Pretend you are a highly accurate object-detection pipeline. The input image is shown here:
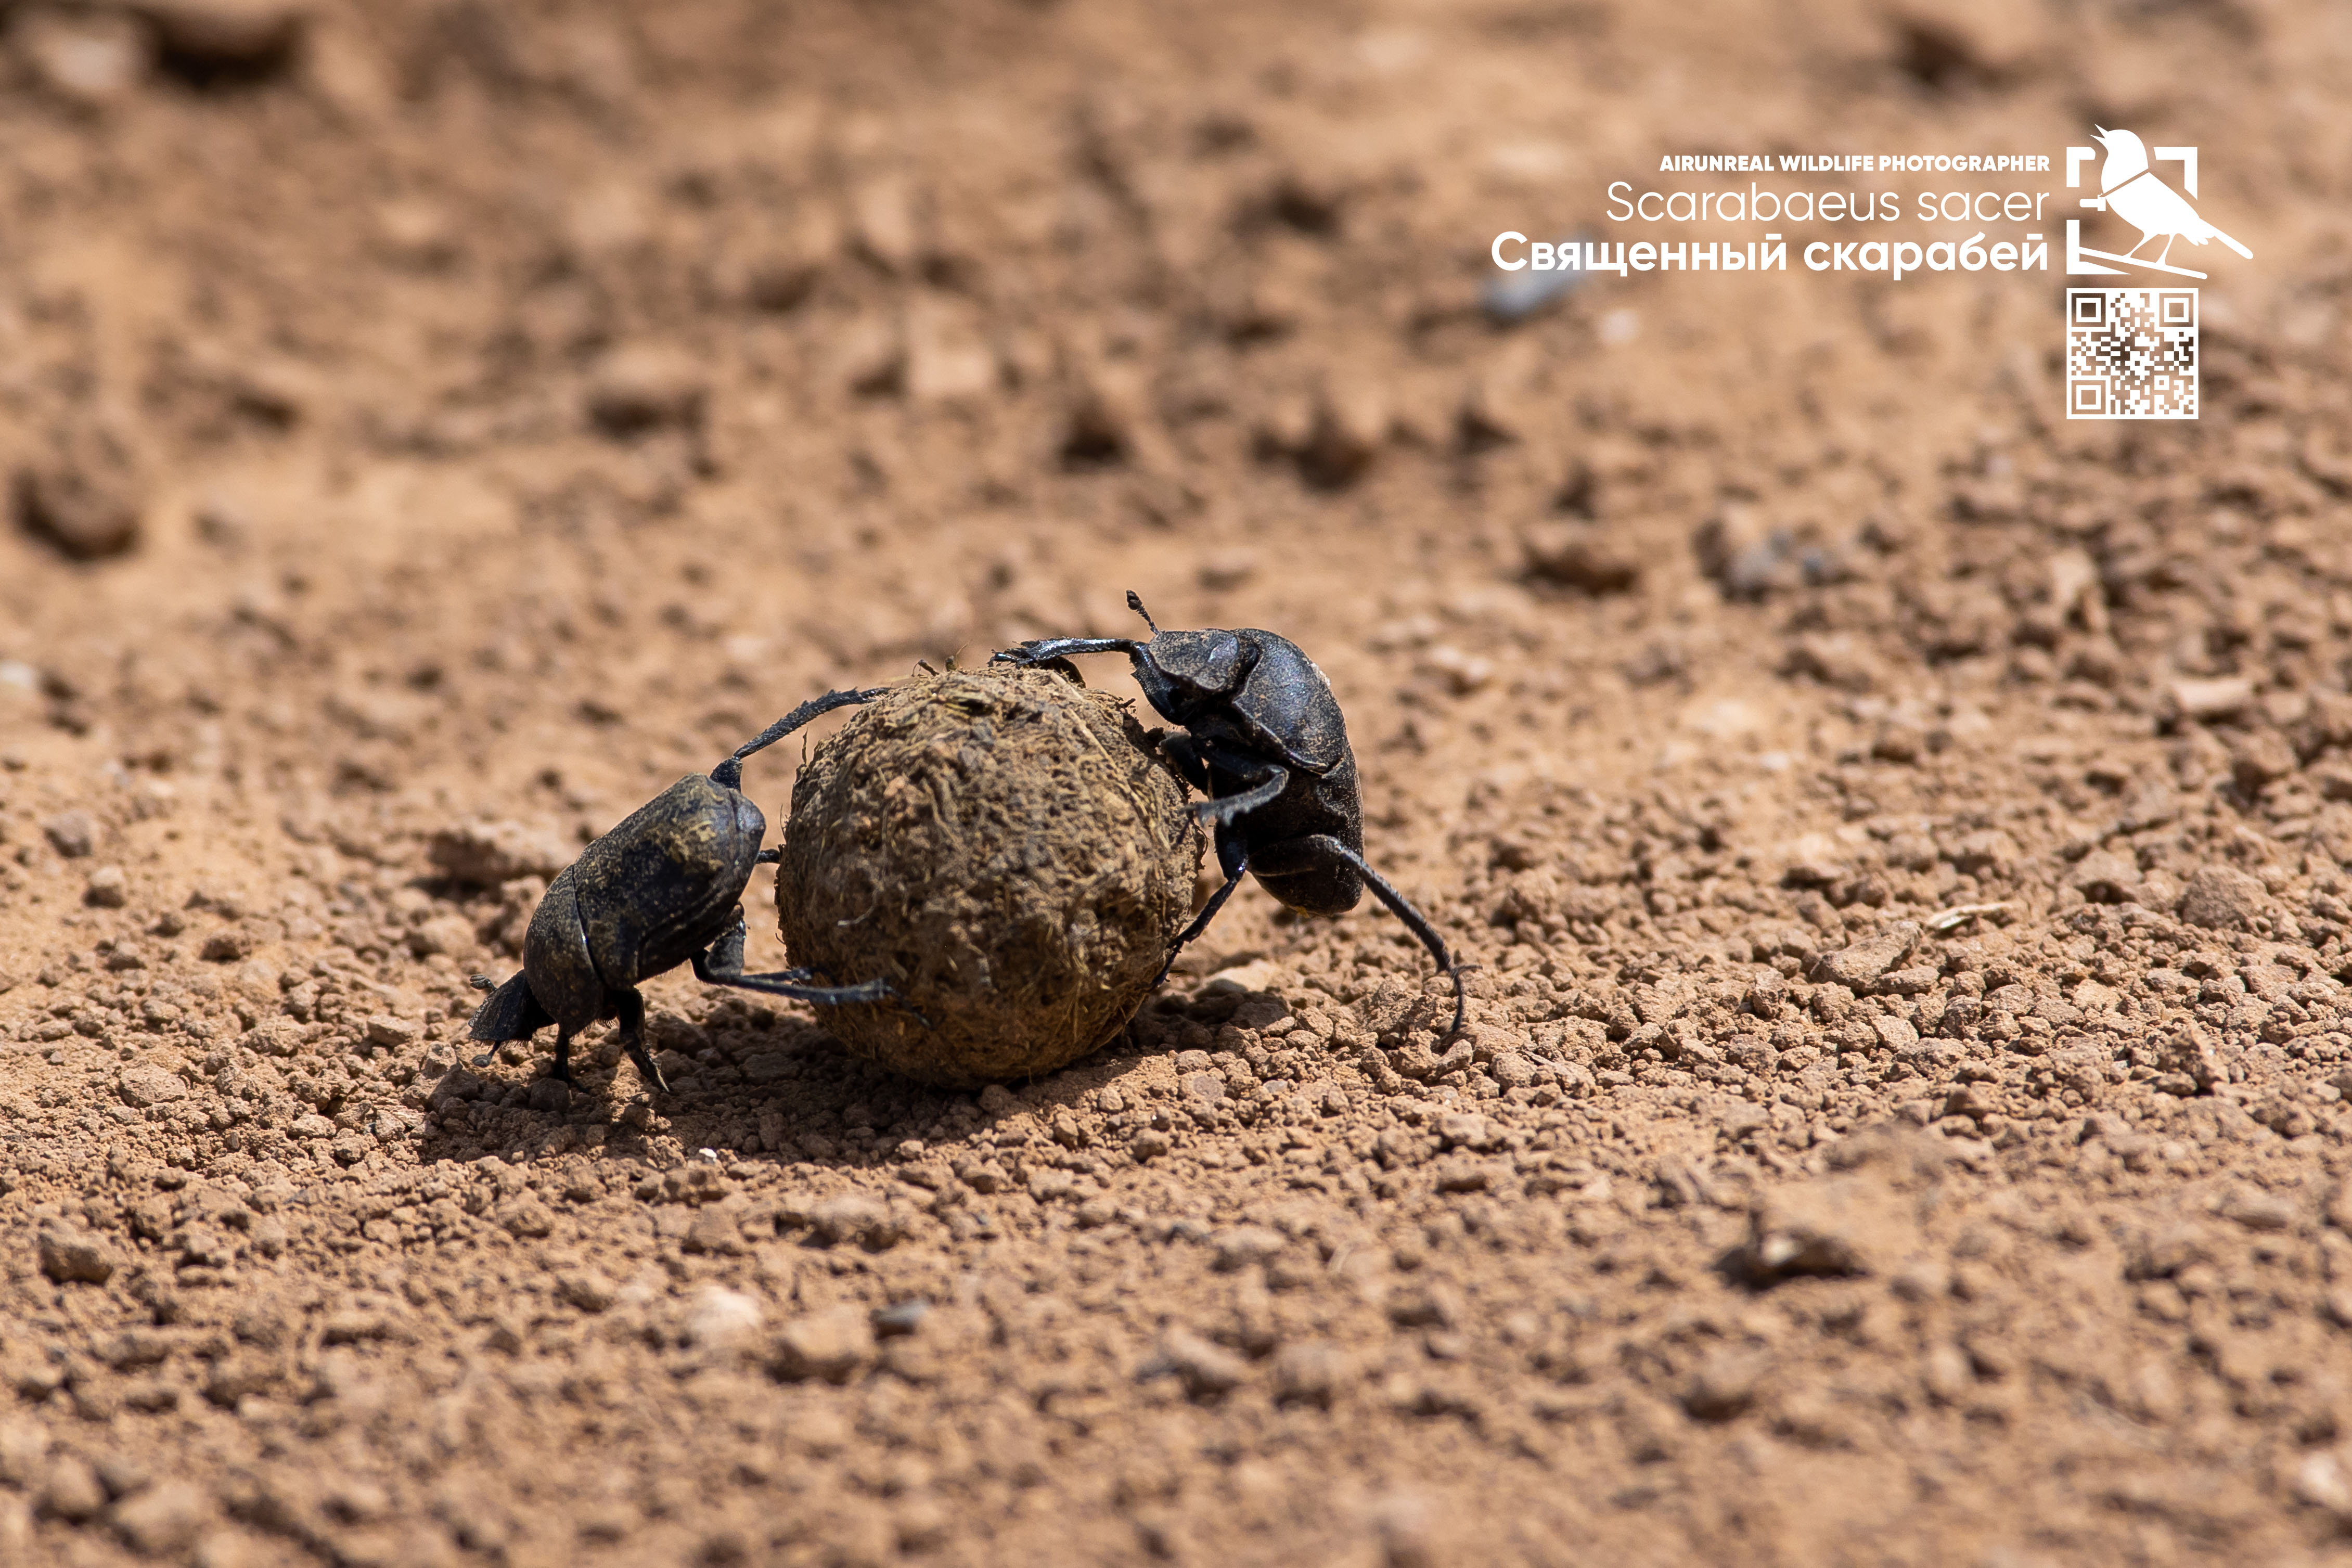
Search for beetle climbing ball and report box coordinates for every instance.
[775,665,1203,1086]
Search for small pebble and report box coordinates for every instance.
[44,811,97,859]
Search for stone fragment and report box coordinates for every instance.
[112,1480,210,1556]
[1947,830,2019,876]
[14,10,149,107]
[1153,1328,1246,1399]
[2218,1188,2297,1233]
[771,1307,875,1384]
[17,426,145,561]
[201,931,253,962]
[43,811,97,859]
[682,1287,764,1356]
[807,1192,899,1250]
[1742,1176,1918,1281]
[2167,676,2254,723]
[137,0,305,69]
[40,1455,107,1522]
[363,1015,420,1049]
[1210,1226,1286,1272]
[586,345,708,434]
[1871,1014,1920,1053]
[1271,1340,1352,1408]
[118,1064,188,1107]
[2071,850,2144,904]
[2177,866,2265,931]
[1681,1351,1767,1422]
[1809,922,1922,988]
[1522,522,1640,594]
[202,1354,282,1406]
[556,1271,618,1313]
[38,1227,121,1284]
[1179,1070,1227,1109]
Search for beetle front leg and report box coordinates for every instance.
[991,636,1145,667]
[1158,731,1213,796]
[1149,825,1250,993]
[1256,835,1469,1035]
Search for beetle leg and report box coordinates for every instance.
[549,1025,576,1084]
[1148,829,1251,992]
[695,947,907,1010]
[1158,731,1214,795]
[990,636,1145,667]
[692,910,917,1018]
[711,686,889,789]
[610,986,671,1094]
[1191,754,1289,826]
[1263,835,1468,1035]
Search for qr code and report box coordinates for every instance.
[2066,288,2196,420]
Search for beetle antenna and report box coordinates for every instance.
[1125,590,1160,637]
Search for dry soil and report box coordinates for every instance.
[4,1,2352,1565]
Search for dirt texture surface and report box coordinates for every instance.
[777,666,1200,1086]
[4,1,2352,1565]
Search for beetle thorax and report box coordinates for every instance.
[1139,629,1253,719]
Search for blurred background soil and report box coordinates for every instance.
[4,0,2352,1563]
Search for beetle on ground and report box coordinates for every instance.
[994,593,1467,1032]
[466,688,907,1095]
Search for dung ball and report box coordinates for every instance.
[777,665,1202,1086]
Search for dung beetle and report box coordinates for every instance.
[467,688,904,1093]
[994,593,1467,1033]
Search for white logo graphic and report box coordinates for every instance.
[2065,128,2252,280]
[2062,129,2247,420]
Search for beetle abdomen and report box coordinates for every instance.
[521,862,606,1030]
[1255,857,1364,917]
[577,774,764,987]
[1237,750,1365,916]
[467,970,555,1042]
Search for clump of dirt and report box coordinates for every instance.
[778,667,1202,1085]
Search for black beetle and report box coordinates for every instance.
[993,593,1467,1032]
[467,688,904,1093]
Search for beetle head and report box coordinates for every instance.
[1123,593,1254,715]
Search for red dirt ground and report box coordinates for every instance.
[5,1,2352,1563]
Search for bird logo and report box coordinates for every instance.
[2067,128,2252,279]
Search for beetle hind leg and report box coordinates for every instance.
[712,686,888,789]
[1265,835,1470,1035]
[693,910,923,1022]
[609,987,670,1094]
